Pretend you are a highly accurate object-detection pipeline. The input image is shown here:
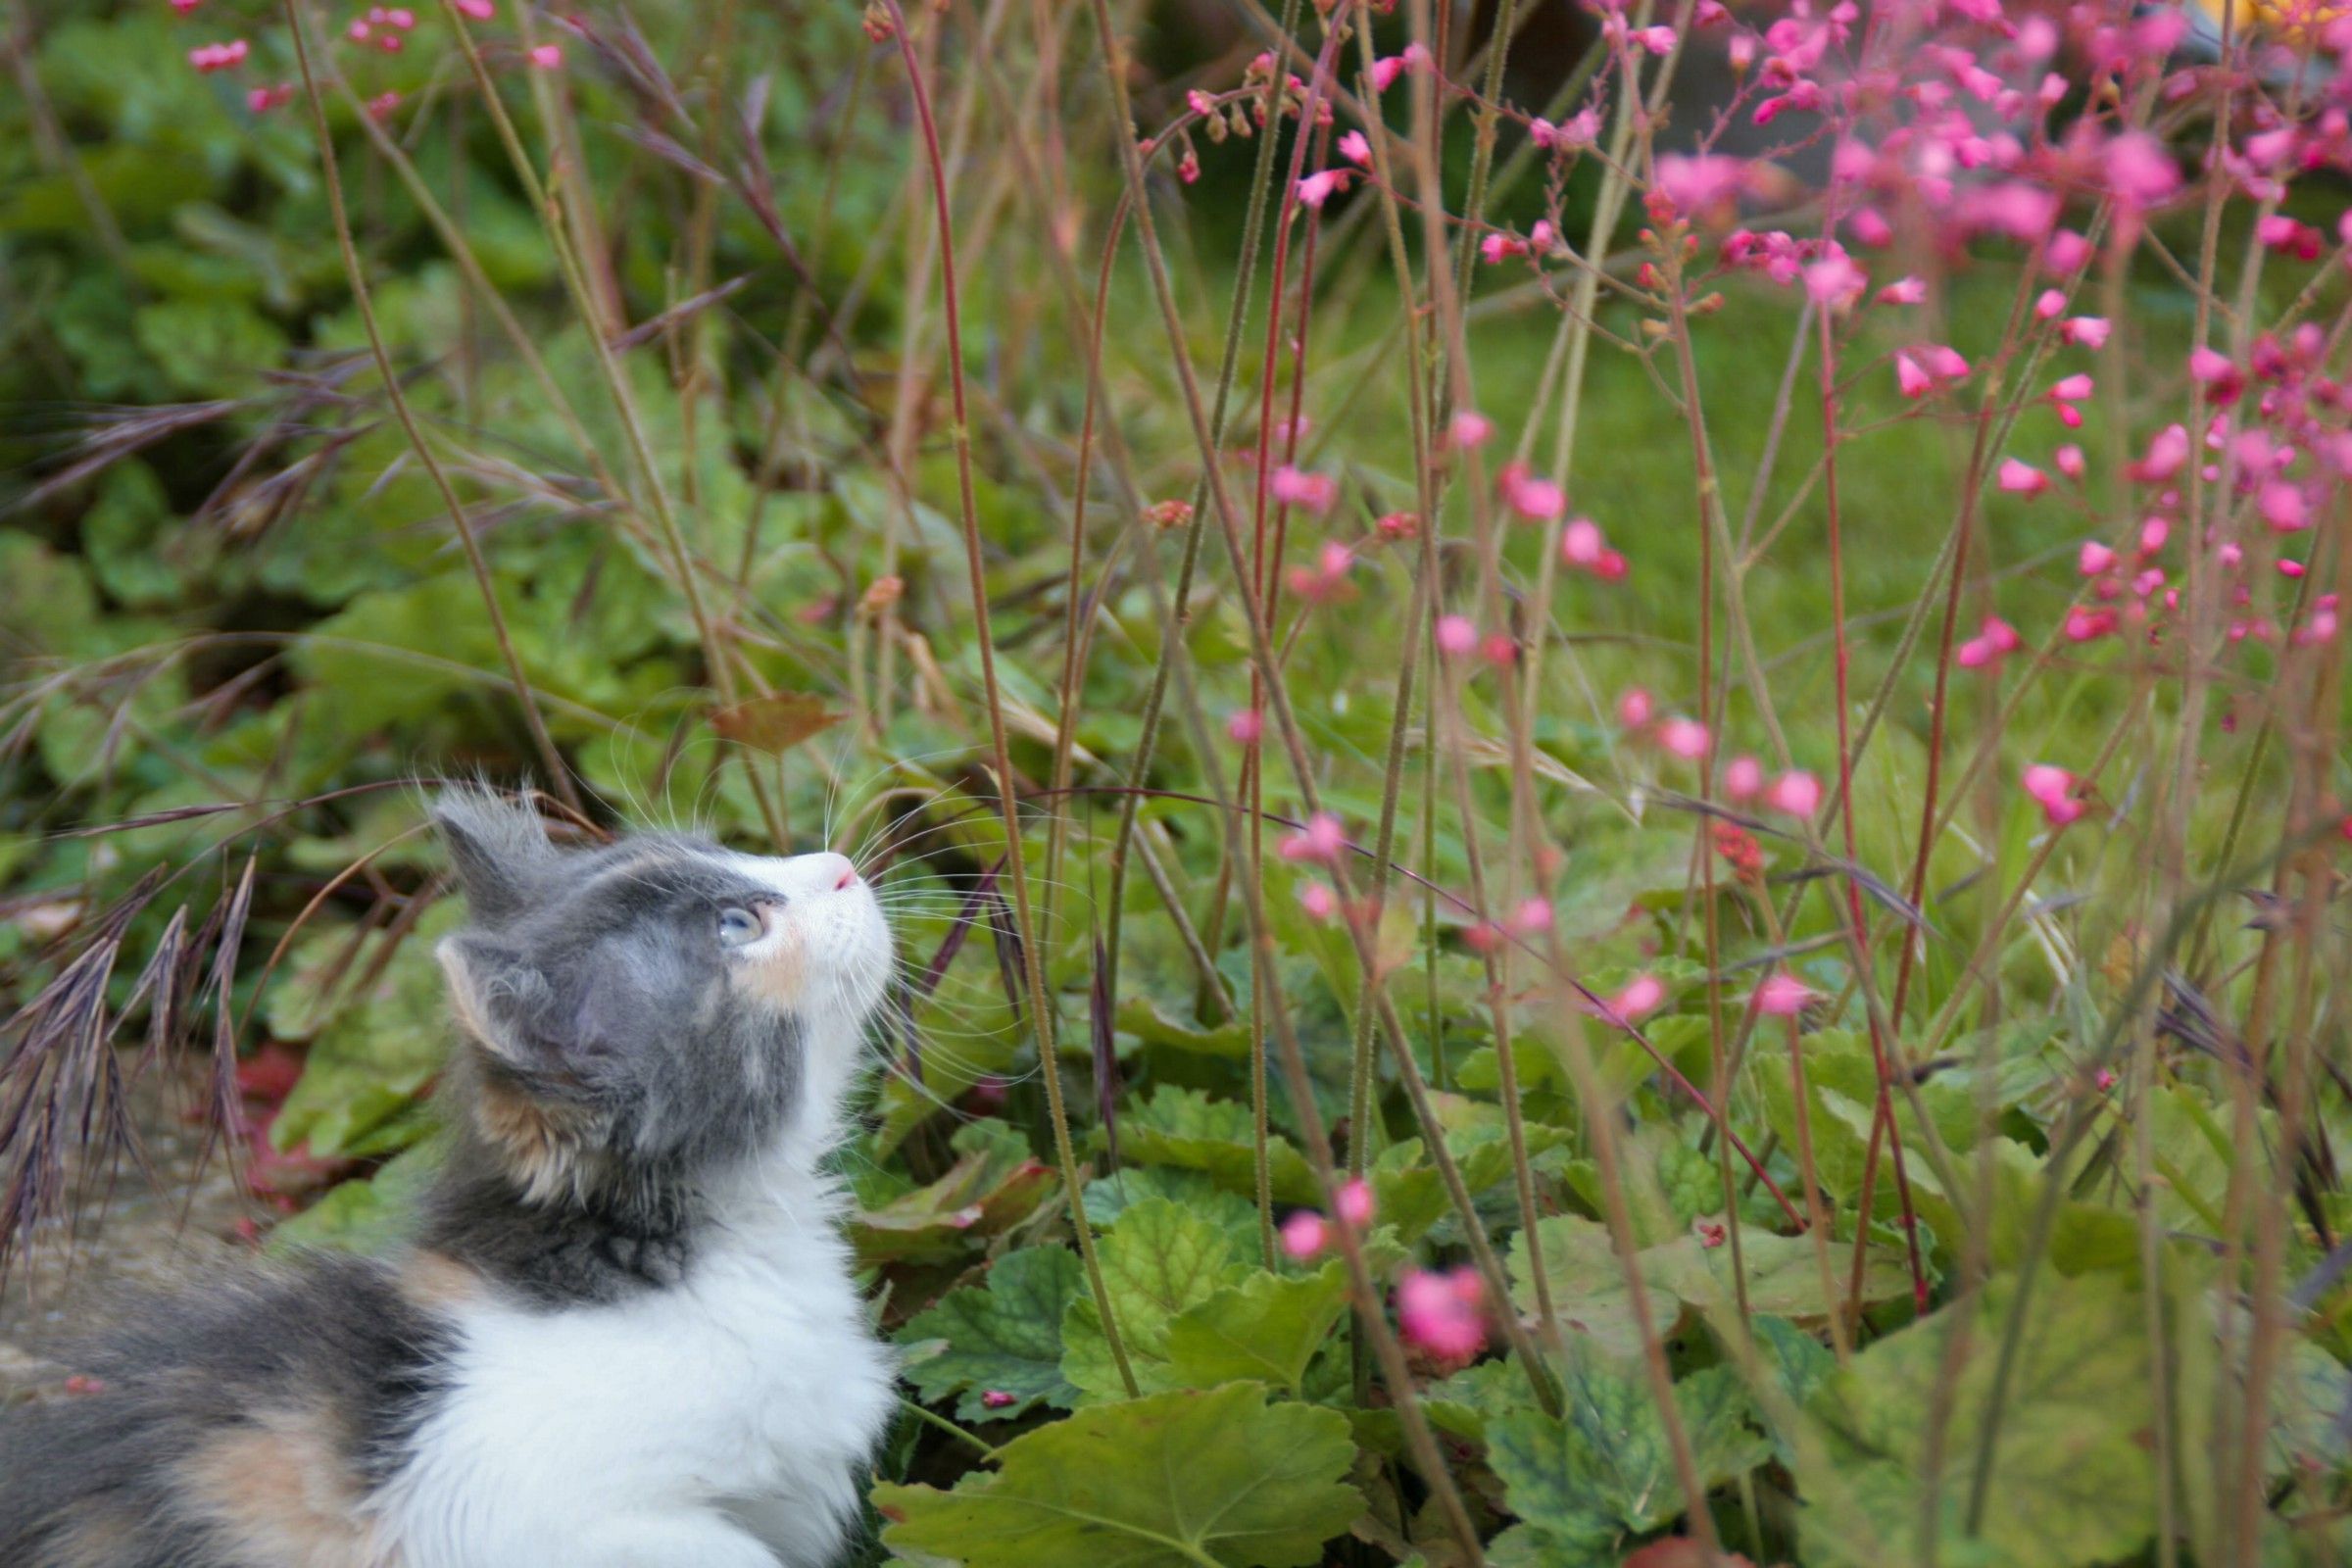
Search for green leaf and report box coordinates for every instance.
[1509,1215,1907,1359]
[1061,1198,1248,1401]
[1163,1261,1349,1396]
[1117,1087,1320,1206]
[1084,1168,1262,1258]
[1117,995,1251,1058]
[1796,1271,2157,1568]
[874,1383,1362,1568]
[853,1122,1055,1265]
[1488,1348,1768,1558]
[899,1246,1087,1422]
[272,905,462,1159]
[268,1143,440,1256]
[1751,1315,1840,1466]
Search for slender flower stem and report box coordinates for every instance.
[284,0,578,815]
[881,0,1137,1397]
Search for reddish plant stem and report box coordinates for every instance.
[880,0,1137,1396]
[1815,303,1927,1314]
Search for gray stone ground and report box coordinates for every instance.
[0,1070,261,1406]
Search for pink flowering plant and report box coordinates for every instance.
[4,0,2352,1561]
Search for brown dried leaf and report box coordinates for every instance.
[709,692,842,755]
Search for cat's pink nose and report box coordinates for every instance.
[819,854,858,891]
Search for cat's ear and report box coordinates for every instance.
[436,932,564,1076]
[432,787,557,923]
[436,931,642,1082]
[436,933,608,1196]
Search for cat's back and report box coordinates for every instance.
[0,1250,447,1568]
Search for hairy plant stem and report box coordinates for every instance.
[285,0,578,815]
[432,0,783,843]
[882,0,1137,1396]
[1095,0,1310,1027]
[1089,0,1563,1419]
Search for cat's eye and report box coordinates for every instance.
[716,906,765,948]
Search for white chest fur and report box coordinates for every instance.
[382,1163,894,1568]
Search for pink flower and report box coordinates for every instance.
[1616,687,1653,728]
[1753,973,1817,1016]
[1449,410,1493,450]
[980,1389,1017,1409]
[2078,540,2117,576]
[1227,710,1263,746]
[1299,882,1336,920]
[171,0,203,12]
[1280,1210,1328,1259]
[1658,716,1709,760]
[526,43,563,70]
[1270,466,1338,515]
[1997,459,2048,497]
[2187,347,2242,405]
[1498,464,1566,522]
[1877,275,1927,306]
[1561,517,1606,567]
[2049,373,2093,404]
[1895,352,1933,400]
[1723,755,1763,801]
[2054,445,2085,481]
[1919,344,1970,380]
[1609,973,1666,1020]
[2043,229,2092,274]
[1435,614,1478,657]
[1804,253,1867,311]
[1298,170,1345,208]
[2260,480,2308,532]
[188,38,249,72]
[1480,232,1529,265]
[246,83,294,112]
[455,0,495,16]
[2034,288,2067,320]
[2022,763,2084,825]
[2060,317,2110,350]
[2101,131,2180,209]
[2130,423,2188,484]
[1654,154,1752,221]
[1766,769,1822,817]
[1368,44,1427,92]
[1397,1268,1487,1360]
[1509,898,1553,935]
[1548,108,1600,150]
[2064,606,2116,642]
[1339,129,1373,168]
[2138,516,2170,556]
[1280,811,1347,863]
[2256,216,2323,261]
[1336,1179,1375,1227]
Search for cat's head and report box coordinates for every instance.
[428,789,892,1200]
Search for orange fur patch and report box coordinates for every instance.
[730,932,808,1010]
[472,1076,600,1205]
[397,1250,486,1314]
[174,1404,388,1567]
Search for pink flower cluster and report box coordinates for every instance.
[1396,1267,1486,1360]
[1280,1180,1375,1259]
[187,38,248,72]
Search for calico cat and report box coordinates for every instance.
[0,791,900,1567]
